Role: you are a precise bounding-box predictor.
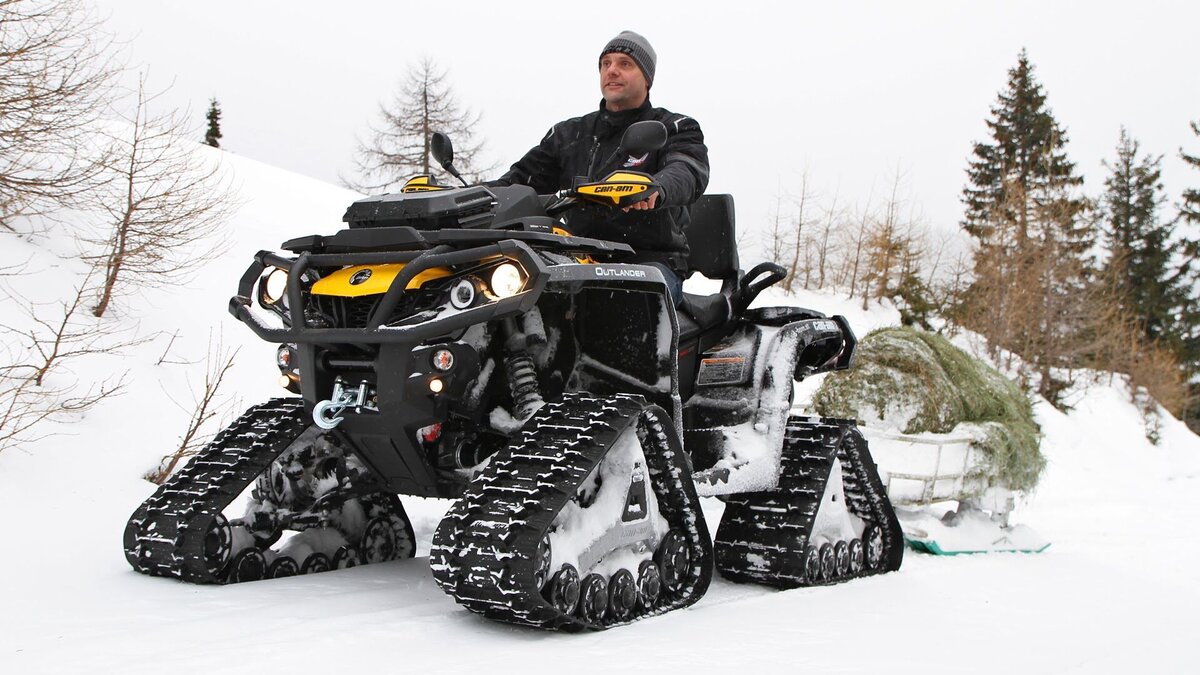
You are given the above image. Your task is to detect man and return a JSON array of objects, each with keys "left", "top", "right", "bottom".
[{"left": 489, "top": 30, "right": 709, "bottom": 305}]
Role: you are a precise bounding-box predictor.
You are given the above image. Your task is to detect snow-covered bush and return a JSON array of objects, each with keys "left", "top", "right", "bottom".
[{"left": 812, "top": 326, "right": 1044, "bottom": 491}]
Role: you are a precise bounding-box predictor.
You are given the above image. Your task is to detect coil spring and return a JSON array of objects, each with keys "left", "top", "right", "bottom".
[{"left": 505, "top": 351, "right": 543, "bottom": 419}]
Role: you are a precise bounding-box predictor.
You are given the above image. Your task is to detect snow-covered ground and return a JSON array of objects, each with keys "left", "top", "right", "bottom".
[{"left": 2, "top": 146, "right": 1198, "bottom": 674}]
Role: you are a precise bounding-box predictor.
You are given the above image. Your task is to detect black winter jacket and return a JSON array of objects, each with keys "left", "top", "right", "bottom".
[{"left": 490, "top": 99, "right": 709, "bottom": 272}]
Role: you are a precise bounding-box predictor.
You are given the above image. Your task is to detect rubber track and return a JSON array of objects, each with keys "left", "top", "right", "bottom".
[
  {"left": 714, "top": 416, "right": 903, "bottom": 588},
  {"left": 429, "top": 392, "right": 713, "bottom": 631},
  {"left": 124, "top": 398, "right": 312, "bottom": 583}
]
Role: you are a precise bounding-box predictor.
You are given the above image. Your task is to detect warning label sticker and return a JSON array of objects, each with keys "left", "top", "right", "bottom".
[{"left": 697, "top": 356, "right": 748, "bottom": 386}]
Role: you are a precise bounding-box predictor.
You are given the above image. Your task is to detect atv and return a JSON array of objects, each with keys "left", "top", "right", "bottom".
[{"left": 124, "top": 121, "right": 903, "bottom": 631}]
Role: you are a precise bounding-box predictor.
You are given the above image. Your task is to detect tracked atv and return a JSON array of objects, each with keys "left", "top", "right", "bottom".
[{"left": 124, "top": 122, "right": 902, "bottom": 630}]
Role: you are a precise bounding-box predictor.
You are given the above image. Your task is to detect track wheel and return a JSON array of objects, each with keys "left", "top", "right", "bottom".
[
  {"left": 608, "top": 569, "right": 637, "bottom": 621},
  {"left": 636, "top": 559, "right": 662, "bottom": 610},
  {"left": 656, "top": 530, "right": 690, "bottom": 594},
  {"left": 229, "top": 548, "right": 266, "bottom": 582},
  {"left": 802, "top": 545, "right": 820, "bottom": 581},
  {"left": 864, "top": 525, "right": 884, "bottom": 570},
  {"left": 818, "top": 543, "right": 835, "bottom": 580},
  {"left": 301, "top": 552, "right": 330, "bottom": 574},
  {"left": 268, "top": 556, "right": 299, "bottom": 578},
  {"left": 360, "top": 517, "right": 396, "bottom": 564},
  {"left": 834, "top": 541, "right": 850, "bottom": 577},
  {"left": 363, "top": 494, "right": 416, "bottom": 560},
  {"left": 533, "top": 535, "right": 552, "bottom": 590},
  {"left": 203, "top": 514, "right": 233, "bottom": 578},
  {"left": 848, "top": 539, "right": 864, "bottom": 575},
  {"left": 548, "top": 565, "right": 580, "bottom": 615},
  {"left": 579, "top": 574, "right": 608, "bottom": 623},
  {"left": 332, "top": 545, "right": 360, "bottom": 570}
]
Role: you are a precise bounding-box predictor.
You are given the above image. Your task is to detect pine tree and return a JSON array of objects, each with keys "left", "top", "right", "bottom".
[
  {"left": 962, "top": 50, "right": 1085, "bottom": 250},
  {"left": 1181, "top": 118, "right": 1200, "bottom": 226},
  {"left": 1172, "top": 119, "right": 1200, "bottom": 430},
  {"left": 345, "top": 58, "right": 489, "bottom": 192},
  {"left": 1098, "top": 128, "right": 1180, "bottom": 347},
  {"left": 204, "top": 98, "right": 222, "bottom": 148},
  {"left": 956, "top": 50, "right": 1093, "bottom": 403}
]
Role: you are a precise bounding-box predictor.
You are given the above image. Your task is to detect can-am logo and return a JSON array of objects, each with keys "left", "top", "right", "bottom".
[
  {"left": 594, "top": 267, "right": 647, "bottom": 279},
  {"left": 350, "top": 269, "right": 373, "bottom": 285},
  {"left": 593, "top": 185, "right": 636, "bottom": 194}
]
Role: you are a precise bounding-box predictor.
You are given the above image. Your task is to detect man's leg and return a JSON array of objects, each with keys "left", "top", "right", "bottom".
[{"left": 648, "top": 262, "right": 684, "bottom": 308}]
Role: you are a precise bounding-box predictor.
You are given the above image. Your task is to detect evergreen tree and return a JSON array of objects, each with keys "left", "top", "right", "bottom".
[
  {"left": 962, "top": 50, "right": 1086, "bottom": 251},
  {"left": 345, "top": 58, "right": 490, "bottom": 192},
  {"left": 1098, "top": 128, "right": 1178, "bottom": 347},
  {"left": 204, "top": 98, "right": 222, "bottom": 148},
  {"left": 1172, "top": 119, "right": 1200, "bottom": 430},
  {"left": 956, "top": 50, "right": 1093, "bottom": 403},
  {"left": 1180, "top": 118, "right": 1200, "bottom": 226}
]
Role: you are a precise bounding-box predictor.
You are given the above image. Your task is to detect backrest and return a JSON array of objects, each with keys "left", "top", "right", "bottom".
[{"left": 684, "top": 194, "right": 739, "bottom": 280}]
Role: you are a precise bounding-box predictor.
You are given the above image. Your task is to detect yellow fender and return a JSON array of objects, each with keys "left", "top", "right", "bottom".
[
  {"left": 312, "top": 264, "right": 452, "bottom": 297},
  {"left": 401, "top": 175, "right": 447, "bottom": 193}
]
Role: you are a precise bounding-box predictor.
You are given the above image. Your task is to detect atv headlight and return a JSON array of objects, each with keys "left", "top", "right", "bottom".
[
  {"left": 489, "top": 263, "right": 524, "bottom": 298},
  {"left": 262, "top": 267, "right": 289, "bottom": 305}
]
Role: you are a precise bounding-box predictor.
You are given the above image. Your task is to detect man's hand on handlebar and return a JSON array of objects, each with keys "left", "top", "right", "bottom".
[{"left": 622, "top": 189, "right": 659, "bottom": 212}]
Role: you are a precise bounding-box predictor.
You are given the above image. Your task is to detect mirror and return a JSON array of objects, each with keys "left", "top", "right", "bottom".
[
  {"left": 618, "top": 120, "right": 668, "bottom": 156},
  {"left": 431, "top": 131, "right": 468, "bottom": 186},
  {"left": 431, "top": 132, "right": 454, "bottom": 171}
]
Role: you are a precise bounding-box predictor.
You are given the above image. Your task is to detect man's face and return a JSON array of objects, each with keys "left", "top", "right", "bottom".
[{"left": 599, "top": 52, "right": 648, "bottom": 112}]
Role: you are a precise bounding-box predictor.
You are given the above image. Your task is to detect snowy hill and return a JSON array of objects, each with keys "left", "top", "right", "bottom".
[{"left": 1, "top": 145, "right": 1198, "bottom": 674}]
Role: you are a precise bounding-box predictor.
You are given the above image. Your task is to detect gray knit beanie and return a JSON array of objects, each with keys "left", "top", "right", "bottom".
[{"left": 600, "top": 30, "right": 657, "bottom": 88}]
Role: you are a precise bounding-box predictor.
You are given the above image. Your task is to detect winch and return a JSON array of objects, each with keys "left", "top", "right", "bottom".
[{"left": 313, "top": 378, "right": 378, "bottom": 429}]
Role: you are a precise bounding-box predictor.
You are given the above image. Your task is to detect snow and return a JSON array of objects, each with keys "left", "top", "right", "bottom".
[
  {"left": 546, "top": 429, "right": 667, "bottom": 579},
  {"left": 2, "top": 141, "right": 1199, "bottom": 674},
  {"left": 898, "top": 507, "right": 1050, "bottom": 554},
  {"left": 487, "top": 406, "right": 525, "bottom": 435},
  {"left": 693, "top": 418, "right": 779, "bottom": 496}
]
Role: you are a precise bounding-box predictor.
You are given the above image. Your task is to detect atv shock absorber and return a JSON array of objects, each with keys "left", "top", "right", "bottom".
[
  {"left": 505, "top": 352, "right": 542, "bottom": 419},
  {"left": 501, "top": 317, "right": 543, "bottom": 420}
]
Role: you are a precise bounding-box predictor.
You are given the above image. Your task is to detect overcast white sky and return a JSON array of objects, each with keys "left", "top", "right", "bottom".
[{"left": 93, "top": 0, "right": 1200, "bottom": 258}]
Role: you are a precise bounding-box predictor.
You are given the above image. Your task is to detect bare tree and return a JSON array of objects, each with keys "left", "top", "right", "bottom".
[
  {"left": 781, "top": 172, "right": 815, "bottom": 293},
  {"left": 812, "top": 188, "right": 841, "bottom": 289},
  {"left": 81, "top": 78, "right": 236, "bottom": 318},
  {"left": 0, "top": 0, "right": 116, "bottom": 230},
  {"left": 956, "top": 179, "right": 1033, "bottom": 374},
  {"left": 345, "top": 57, "right": 491, "bottom": 192},
  {"left": 757, "top": 169, "right": 950, "bottom": 311},
  {"left": 940, "top": 250, "right": 973, "bottom": 311},
  {"left": 145, "top": 336, "right": 241, "bottom": 484},
  {"left": 845, "top": 201, "right": 872, "bottom": 301},
  {"left": 762, "top": 190, "right": 791, "bottom": 270},
  {"left": 862, "top": 175, "right": 903, "bottom": 307},
  {"left": 0, "top": 275, "right": 139, "bottom": 453},
  {"left": 861, "top": 171, "right": 931, "bottom": 310}
]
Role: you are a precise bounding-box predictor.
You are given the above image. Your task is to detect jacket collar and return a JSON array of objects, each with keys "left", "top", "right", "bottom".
[{"left": 595, "top": 98, "right": 653, "bottom": 138}]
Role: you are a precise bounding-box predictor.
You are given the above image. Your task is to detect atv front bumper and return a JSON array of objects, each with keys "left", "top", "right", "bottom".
[{"left": 229, "top": 239, "right": 549, "bottom": 344}]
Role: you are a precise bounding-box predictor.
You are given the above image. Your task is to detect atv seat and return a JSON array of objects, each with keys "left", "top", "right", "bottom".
[
  {"left": 679, "top": 293, "right": 730, "bottom": 334},
  {"left": 678, "top": 194, "right": 738, "bottom": 340},
  {"left": 684, "top": 194, "right": 739, "bottom": 292}
]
